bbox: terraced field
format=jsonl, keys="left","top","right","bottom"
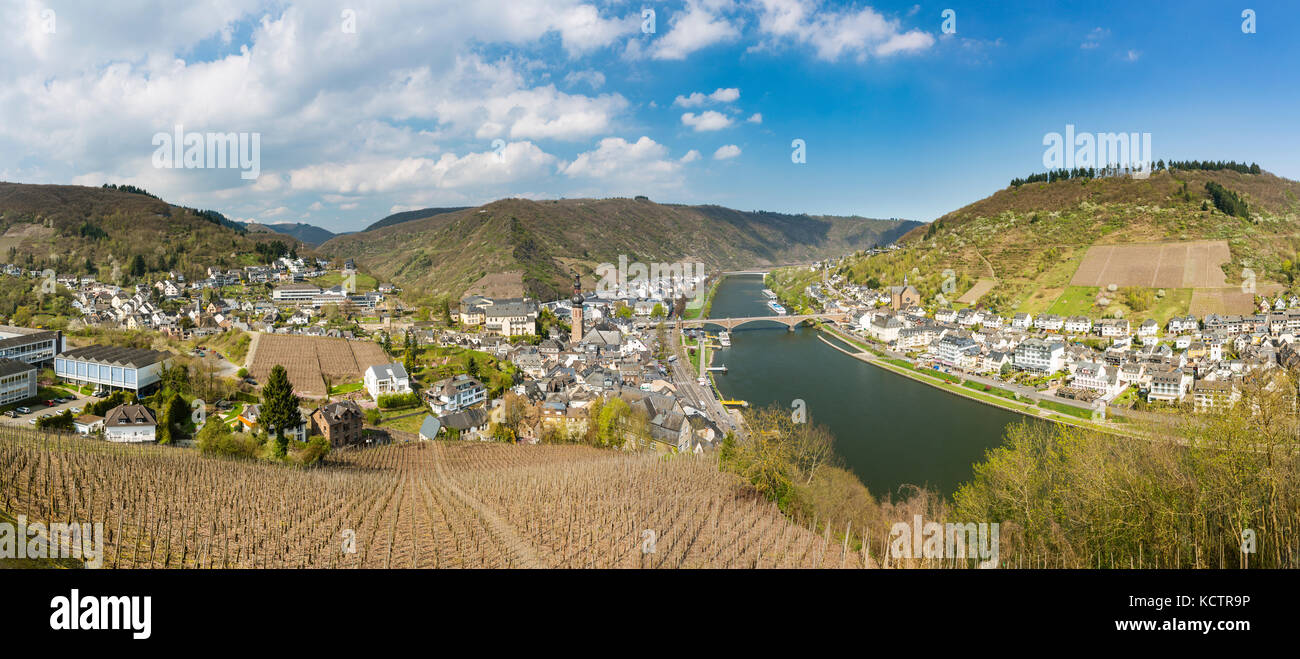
{"left": 0, "top": 429, "right": 863, "bottom": 569}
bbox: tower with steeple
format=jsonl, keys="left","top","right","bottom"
{"left": 570, "top": 270, "right": 584, "bottom": 345}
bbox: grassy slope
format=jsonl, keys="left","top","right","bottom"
{"left": 828, "top": 169, "right": 1300, "bottom": 320}
{"left": 320, "top": 197, "right": 921, "bottom": 303}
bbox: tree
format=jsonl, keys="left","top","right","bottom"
{"left": 157, "top": 393, "right": 189, "bottom": 445}
{"left": 260, "top": 364, "right": 302, "bottom": 458}
{"left": 465, "top": 355, "right": 480, "bottom": 379}
{"left": 650, "top": 303, "right": 665, "bottom": 320}
{"left": 403, "top": 336, "right": 418, "bottom": 380}
{"left": 129, "top": 254, "right": 147, "bottom": 278}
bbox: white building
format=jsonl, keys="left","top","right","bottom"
{"left": 272, "top": 283, "right": 322, "bottom": 303}
{"left": 54, "top": 346, "right": 172, "bottom": 394}
{"left": 0, "top": 325, "right": 62, "bottom": 366}
{"left": 1071, "top": 362, "right": 1122, "bottom": 399}
{"left": 936, "top": 334, "right": 979, "bottom": 370}
{"left": 0, "top": 357, "right": 37, "bottom": 406}
{"left": 103, "top": 404, "right": 157, "bottom": 443}
{"left": 1015, "top": 338, "right": 1065, "bottom": 374}
{"left": 364, "top": 363, "right": 412, "bottom": 400}
{"left": 1147, "top": 368, "right": 1191, "bottom": 403}
{"left": 1064, "top": 315, "right": 1092, "bottom": 335}
{"left": 1034, "top": 314, "right": 1064, "bottom": 332}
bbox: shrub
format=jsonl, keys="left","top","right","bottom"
{"left": 196, "top": 423, "right": 261, "bottom": 459}
{"left": 288, "top": 435, "right": 331, "bottom": 466}
{"left": 36, "top": 409, "right": 75, "bottom": 430}
{"left": 377, "top": 392, "right": 420, "bottom": 409}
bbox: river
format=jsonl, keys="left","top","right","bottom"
{"left": 706, "top": 274, "right": 1024, "bottom": 498}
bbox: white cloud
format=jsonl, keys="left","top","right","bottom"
{"left": 746, "top": 112, "right": 763, "bottom": 124}
{"left": 673, "top": 87, "right": 741, "bottom": 107}
{"left": 713, "top": 144, "right": 741, "bottom": 160}
{"left": 680, "top": 149, "right": 701, "bottom": 163}
{"left": 681, "top": 111, "right": 733, "bottom": 132}
{"left": 1081, "top": 27, "right": 1108, "bottom": 50}
{"left": 288, "top": 141, "right": 557, "bottom": 193}
{"left": 560, "top": 136, "right": 683, "bottom": 192}
{"left": 0, "top": 1, "right": 640, "bottom": 226}
{"left": 564, "top": 69, "right": 606, "bottom": 89}
{"left": 752, "top": 0, "right": 934, "bottom": 61}
{"left": 649, "top": 0, "right": 741, "bottom": 60}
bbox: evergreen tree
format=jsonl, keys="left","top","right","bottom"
{"left": 261, "top": 365, "right": 302, "bottom": 458}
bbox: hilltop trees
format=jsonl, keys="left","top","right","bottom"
{"left": 261, "top": 365, "right": 302, "bottom": 458}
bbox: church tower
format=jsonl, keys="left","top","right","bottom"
{"left": 570, "top": 271, "right": 584, "bottom": 345}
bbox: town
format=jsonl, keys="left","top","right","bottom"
{"left": 0, "top": 254, "right": 730, "bottom": 458}
{"left": 795, "top": 259, "right": 1300, "bottom": 418}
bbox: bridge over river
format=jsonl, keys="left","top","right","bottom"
{"left": 676, "top": 313, "right": 849, "bottom": 330}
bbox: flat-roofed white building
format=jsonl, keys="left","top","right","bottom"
{"left": 54, "top": 345, "right": 172, "bottom": 394}
{"left": 0, "top": 325, "right": 62, "bottom": 366}
{"left": 272, "top": 283, "right": 321, "bottom": 303}
{"left": 0, "top": 357, "right": 37, "bottom": 406}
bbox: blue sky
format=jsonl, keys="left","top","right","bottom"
{"left": 1, "top": 0, "right": 1297, "bottom": 232}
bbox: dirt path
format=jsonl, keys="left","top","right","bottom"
{"left": 244, "top": 331, "right": 261, "bottom": 370}
{"left": 430, "top": 442, "right": 542, "bottom": 568}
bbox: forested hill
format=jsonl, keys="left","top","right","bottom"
{"left": 0, "top": 182, "right": 309, "bottom": 282}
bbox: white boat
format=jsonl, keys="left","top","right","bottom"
{"left": 767, "top": 300, "right": 787, "bottom": 315}
{"left": 718, "top": 331, "right": 731, "bottom": 347}
{"left": 762, "top": 289, "right": 777, "bottom": 299}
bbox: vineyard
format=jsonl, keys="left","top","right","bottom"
{"left": 0, "top": 428, "right": 866, "bottom": 569}
{"left": 246, "top": 334, "right": 390, "bottom": 397}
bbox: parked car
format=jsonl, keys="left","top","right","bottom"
{"left": 44, "top": 400, "right": 56, "bottom": 407}
{"left": 15, "top": 406, "right": 30, "bottom": 415}
{"left": 3, "top": 410, "right": 15, "bottom": 418}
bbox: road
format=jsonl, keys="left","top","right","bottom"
{"left": 670, "top": 321, "right": 744, "bottom": 439}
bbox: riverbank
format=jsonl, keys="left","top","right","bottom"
{"left": 815, "top": 325, "right": 1140, "bottom": 439}
{"left": 684, "top": 277, "right": 721, "bottom": 319}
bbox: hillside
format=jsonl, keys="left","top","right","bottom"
{"left": 0, "top": 182, "right": 310, "bottom": 282}
{"left": 830, "top": 167, "right": 1300, "bottom": 322}
{"left": 363, "top": 206, "right": 472, "bottom": 232}
{"left": 321, "top": 197, "right": 920, "bottom": 302}
{"left": 245, "top": 221, "right": 339, "bottom": 247}
{"left": 0, "top": 430, "right": 862, "bottom": 569}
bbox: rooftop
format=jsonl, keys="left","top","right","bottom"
{"left": 57, "top": 345, "right": 172, "bottom": 368}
